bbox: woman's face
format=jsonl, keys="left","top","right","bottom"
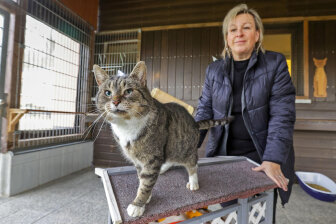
{"left": 227, "top": 13, "right": 260, "bottom": 61}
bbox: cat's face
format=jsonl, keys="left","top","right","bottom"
{"left": 93, "top": 62, "right": 150, "bottom": 122}
{"left": 313, "top": 57, "right": 327, "bottom": 67}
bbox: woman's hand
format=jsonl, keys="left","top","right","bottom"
{"left": 252, "top": 161, "right": 288, "bottom": 191}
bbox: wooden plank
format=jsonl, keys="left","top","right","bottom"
{"left": 294, "top": 147, "right": 336, "bottom": 159}
{"left": 217, "top": 27, "right": 224, "bottom": 57}
{"left": 160, "top": 30, "right": 168, "bottom": 92}
{"left": 191, "top": 29, "right": 201, "bottom": 100}
{"left": 183, "top": 29, "right": 192, "bottom": 101}
{"left": 151, "top": 88, "right": 194, "bottom": 115}
{"left": 295, "top": 157, "right": 336, "bottom": 170}
{"left": 303, "top": 20, "right": 309, "bottom": 98}
{"left": 294, "top": 136, "right": 336, "bottom": 150}
{"left": 294, "top": 119, "right": 336, "bottom": 131}
{"left": 142, "top": 22, "right": 222, "bottom": 31}
{"left": 93, "top": 144, "right": 119, "bottom": 153}
{"left": 137, "top": 29, "right": 141, "bottom": 62}
{"left": 325, "top": 21, "right": 336, "bottom": 102}
{"left": 94, "top": 151, "right": 125, "bottom": 161}
{"left": 144, "top": 32, "right": 154, "bottom": 90}
{"left": 296, "top": 110, "right": 336, "bottom": 120}
{"left": 95, "top": 168, "right": 122, "bottom": 224}
{"left": 294, "top": 130, "right": 336, "bottom": 139}
{"left": 175, "top": 29, "right": 185, "bottom": 99}
{"left": 93, "top": 137, "right": 117, "bottom": 145}
{"left": 167, "top": 30, "right": 177, "bottom": 96}
{"left": 200, "top": 28, "right": 210, "bottom": 97}
{"left": 153, "top": 31, "right": 161, "bottom": 89}
{"left": 209, "top": 27, "right": 219, "bottom": 59}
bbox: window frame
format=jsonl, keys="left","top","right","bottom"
{"left": 0, "top": 8, "right": 10, "bottom": 152}
{"left": 264, "top": 22, "right": 305, "bottom": 97}
{"left": 5, "top": 0, "right": 93, "bottom": 150}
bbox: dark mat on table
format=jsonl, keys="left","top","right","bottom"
{"left": 109, "top": 159, "right": 276, "bottom": 224}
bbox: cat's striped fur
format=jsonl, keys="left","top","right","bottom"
{"left": 93, "top": 62, "right": 232, "bottom": 217}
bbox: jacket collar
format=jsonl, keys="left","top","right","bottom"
{"left": 222, "top": 50, "right": 259, "bottom": 70}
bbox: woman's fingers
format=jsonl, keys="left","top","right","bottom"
{"left": 252, "top": 161, "right": 288, "bottom": 191}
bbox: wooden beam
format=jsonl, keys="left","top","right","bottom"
{"left": 106, "top": 15, "right": 336, "bottom": 32}
{"left": 141, "top": 22, "right": 221, "bottom": 32}
{"left": 7, "top": 108, "right": 86, "bottom": 141}
{"left": 136, "top": 29, "right": 141, "bottom": 62}
{"left": 303, "top": 20, "right": 309, "bottom": 98}
{"left": 7, "top": 108, "right": 27, "bottom": 133}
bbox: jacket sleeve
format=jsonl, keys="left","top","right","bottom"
{"left": 195, "top": 65, "right": 214, "bottom": 147}
{"left": 263, "top": 54, "right": 296, "bottom": 164}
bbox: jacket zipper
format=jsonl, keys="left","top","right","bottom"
{"left": 241, "top": 59, "right": 263, "bottom": 160}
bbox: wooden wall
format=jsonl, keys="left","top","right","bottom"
{"left": 309, "top": 20, "right": 336, "bottom": 102}
{"left": 60, "top": 0, "right": 99, "bottom": 29}
{"left": 93, "top": 122, "right": 131, "bottom": 167}
{"left": 141, "top": 27, "right": 223, "bottom": 107}
{"left": 99, "top": 0, "right": 336, "bottom": 31}
{"left": 294, "top": 20, "right": 336, "bottom": 181}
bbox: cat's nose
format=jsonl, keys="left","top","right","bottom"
{"left": 112, "top": 100, "right": 120, "bottom": 106}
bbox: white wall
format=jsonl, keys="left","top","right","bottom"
{"left": 0, "top": 141, "right": 93, "bottom": 196}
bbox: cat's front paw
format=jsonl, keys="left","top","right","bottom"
{"left": 127, "top": 204, "right": 145, "bottom": 217}
{"left": 186, "top": 182, "right": 199, "bottom": 191}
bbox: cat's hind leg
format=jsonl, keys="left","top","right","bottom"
{"left": 185, "top": 165, "right": 199, "bottom": 191}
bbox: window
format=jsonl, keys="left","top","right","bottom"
{"left": 264, "top": 34, "right": 292, "bottom": 76}
{"left": 264, "top": 22, "right": 304, "bottom": 96}
{"left": 20, "top": 15, "right": 80, "bottom": 130}
{"left": 9, "top": 0, "right": 93, "bottom": 149}
{"left": 94, "top": 30, "right": 140, "bottom": 95}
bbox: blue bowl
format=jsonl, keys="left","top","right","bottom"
{"left": 296, "top": 171, "right": 336, "bottom": 202}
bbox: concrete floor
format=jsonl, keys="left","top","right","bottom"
{"left": 0, "top": 168, "right": 335, "bottom": 224}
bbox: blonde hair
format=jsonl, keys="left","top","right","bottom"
{"left": 222, "top": 4, "right": 264, "bottom": 59}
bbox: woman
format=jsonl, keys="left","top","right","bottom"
{"left": 195, "top": 3, "right": 296, "bottom": 209}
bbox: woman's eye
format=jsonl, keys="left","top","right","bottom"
{"left": 244, "top": 26, "right": 251, "bottom": 30}
{"left": 105, "top": 90, "right": 112, "bottom": 97}
{"left": 125, "top": 89, "right": 133, "bottom": 95}
{"left": 230, "top": 29, "right": 237, "bottom": 32}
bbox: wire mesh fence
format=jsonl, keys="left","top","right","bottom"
{"left": 6, "top": 0, "right": 93, "bottom": 149}
{"left": 93, "top": 29, "right": 141, "bottom": 96}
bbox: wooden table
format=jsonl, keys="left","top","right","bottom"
{"left": 95, "top": 156, "right": 276, "bottom": 224}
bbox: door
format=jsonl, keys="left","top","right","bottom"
{"left": 0, "top": 9, "right": 9, "bottom": 151}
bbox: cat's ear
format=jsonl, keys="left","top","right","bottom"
{"left": 313, "top": 57, "right": 317, "bottom": 63}
{"left": 323, "top": 58, "right": 328, "bottom": 63}
{"left": 130, "top": 61, "right": 147, "bottom": 86}
{"left": 93, "top": 64, "right": 109, "bottom": 86}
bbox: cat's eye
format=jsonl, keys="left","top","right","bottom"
{"left": 105, "top": 90, "right": 112, "bottom": 97}
{"left": 124, "top": 88, "right": 133, "bottom": 95}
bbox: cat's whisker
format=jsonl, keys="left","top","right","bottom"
{"left": 82, "top": 111, "right": 106, "bottom": 141}
{"left": 93, "top": 115, "right": 108, "bottom": 142}
{"left": 85, "top": 109, "right": 101, "bottom": 114}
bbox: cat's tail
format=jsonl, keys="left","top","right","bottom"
{"left": 197, "top": 116, "right": 234, "bottom": 130}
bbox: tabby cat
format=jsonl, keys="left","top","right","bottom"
{"left": 93, "top": 61, "right": 232, "bottom": 217}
